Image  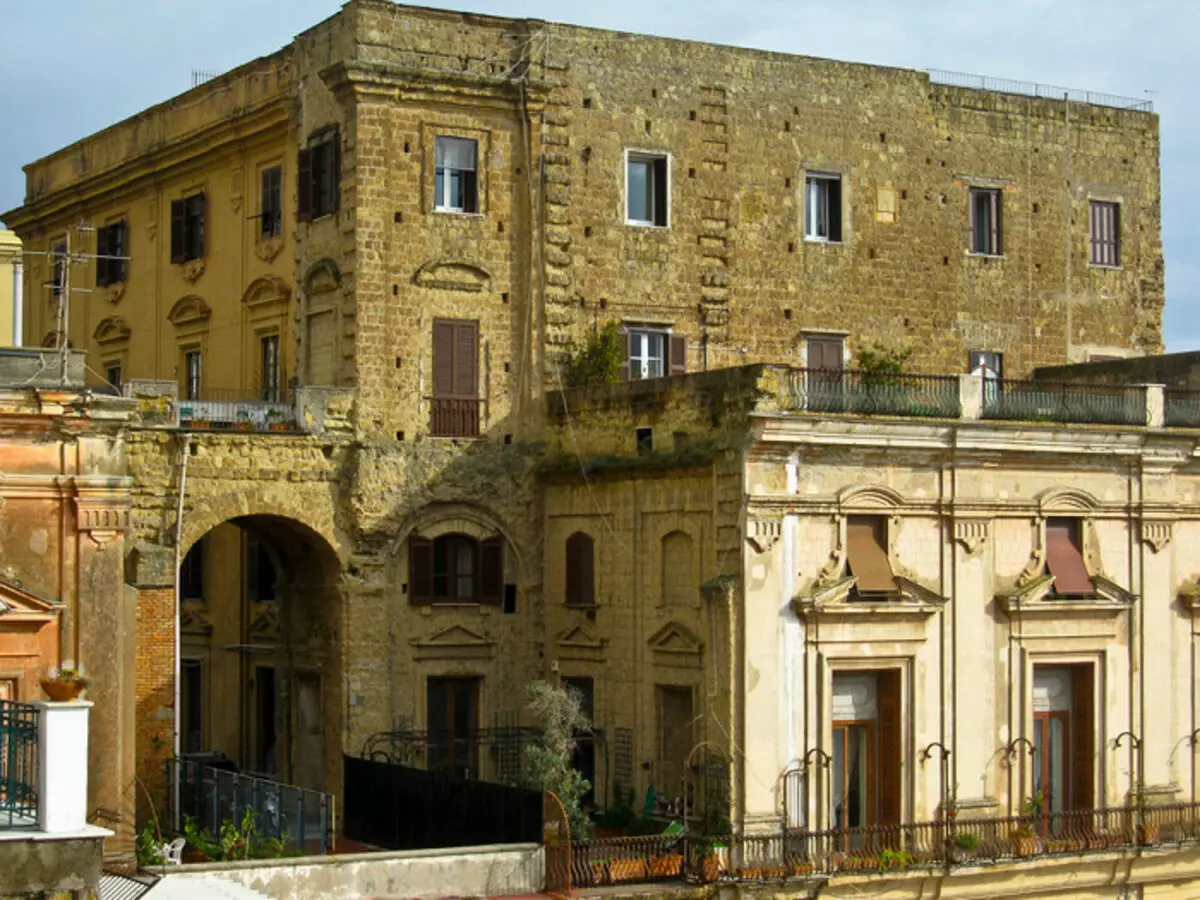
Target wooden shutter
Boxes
[194,193,206,258]
[453,321,478,397]
[432,320,456,397]
[297,148,313,221]
[652,158,669,226]
[462,169,478,214]
[618,330,631,381]
[409,535,434,605]
[828,178,843,241]
[846,516,897,593]
[876,669,902,827]
[1045,518,1094,595]
[1070,664,1094,810]
[95,226,109,286]
[808,337,843,372]
[330,136,341,214]
[565,532,595,606]
[170,199,186,263]
[990,191,1001,255]
[669,334,687,376]
[478,535,504,604]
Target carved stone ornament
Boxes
[75,497,130,549]
[816,516,846,586]
[181,258,206,284]
[1016,518,1045,587]
[104,282,126,305]
[747,517,783,554]
[700,305,731,327]
[1141,521,1173,553]
[254,236,285,263]
[954,519,990,555]
[413,260,493,293]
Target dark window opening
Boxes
[565,532,596,607]
[181,538,205,600]
[260,334,280,402]
[298,130,341,221]
[260,165,283,238]
[434,136,479,213]
[50,241,65,300]
[627,153,669,227]
[636,427,654,456]
[805,173,843,241]
[184,350,202,401]
[427,677,479,778]
[96,221,128,286]
[171,193,206,263]
[105,363,123,391]
[564,676,596,806]
[182,660,204,754]
[969,187,1002,255]
[254,666,277,776]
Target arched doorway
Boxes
[178,514,341,793]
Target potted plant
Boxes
[234,409,253,431]
[266,407,289,432]
[647,851,683,877]
[790,861,814,877]
[608,856,647,882]
[1011,792,1044,857]
[950,830,981,863]
[41,661,89,701]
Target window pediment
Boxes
[1036,486,1100,514]
[241,275,292,309]
[413,260,493,293]
[168,295,212,328]
[0,574,60,622]
[1000,573,1134,616]
[792,575,947,620]
[647,620,703,665]
[93,315,131,345]
[409,623,494,660]
[837,484,904,512]
[303,258,342,296]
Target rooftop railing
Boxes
[980,379,1147,426]
[927,69,1153,112]
[787,369,962,419]
[1164,390,1200,428]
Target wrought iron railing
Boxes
[429,396,481,438]
[0,699,38,829]
[1164,390,1200,428]
[568,803,1200,886]
[361,724,540,785]
[927,69,1153,112]
[166,757,332,854]
[177,388,298,432]
[982,379,1146,426]
[786,369,962,419]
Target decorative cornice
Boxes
[1141,521,1173,553]
[1000,573,1135,616]
[74,495,130,549]
[409,624,494,660]
[746,517,783,554]
[954,519,990,554]
[93,316,131,345]
[241,275,292,308]
[167,295,212,328]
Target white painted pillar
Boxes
[959,373,983,420]
[34,700,92,833]
[1144,384,1164,428]
[11,259,22,346]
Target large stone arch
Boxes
[390,500,529,582]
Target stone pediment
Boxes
[413,260,493,293]
[648,621,703,666]
[303,259,342,295]
[167,295,212,327]
[0,574,60,623]
[241,275,292,309]
[792,575,947,620]
[1001,573,1135,617]
[93,316,132,344]
[556,622,607,660]
[410,623,494,660]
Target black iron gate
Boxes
[343,755,542,850]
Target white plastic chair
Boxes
[161,837,186,865]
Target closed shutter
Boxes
[462,169,478,214]
[808,337,843,372]
[1070,664,1094,811]
[409,535,434,605]
[846,516,897,594]
[170,199,186,263]
[330,137,341,214]
[565,533,595,606]
[478,535,503,604]
[95,226,109,286]
[990,191,1001,254]
[827,178,843,241]
[432,320,456,397]
[669,334,687,376]
[876,668,902,827]
[652,158,669,226]
[297,148,313,222]
[619,330,631,381]
[306,310,337,385]
[454,321,478,397]
[1045,518,1094,595]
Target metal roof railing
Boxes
[927,68,1153,112]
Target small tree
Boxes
[564,322,624,388]
[856,341,912,377]
[523,680,593,839]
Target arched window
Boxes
[410,532,503,605]
[565,532,595,607]
[661,531,694,607]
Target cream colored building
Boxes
[0,230,20,346]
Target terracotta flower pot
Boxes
[41,680,84,702]
[608,858,647,883]
[647,853,683,878]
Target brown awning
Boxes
[1046,518,1094,596]
[846,517,898,594]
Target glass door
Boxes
[832,721,873,849]
[1033,710,1069,834]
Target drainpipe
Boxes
[172,433,192,828]
[12,258,22,346]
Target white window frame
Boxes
[628,328,667,380]
[434,136,479,214]
[805,172,843,242]
[625,150,670,228]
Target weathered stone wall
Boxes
[0,836,104,900]
[1036,351,1200,390]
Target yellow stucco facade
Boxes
[0,229,20,346]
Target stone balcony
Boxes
[123,380,353,436]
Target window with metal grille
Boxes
[434,137,479,213]
[1089,200,1120,267]
[95,221,127,286]
[805,173,843,241]
[260,166,283,238]
[626,152,669,227]
[297,129,340,221]
[969,188,1002,255]
[260,335,280,402]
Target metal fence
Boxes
[0,699,38,829]
[166,757,332,854]
[177,388,298,432]
[786,369,962,419]
[982,380,1146,426]
[1165,390,1200,428]
[927,69,1153,112]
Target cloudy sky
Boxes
[1,1,1195,349]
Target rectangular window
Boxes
[1045,518,1094,596]
[1089,200,1120,267]
[656,684,694,803]
[260,334,280,402]
[1032,664,1094,827]
[805,173,843,242]
[969,350,1003,410]
[95,221,127,286]
[831,670,901,839]
[297,130,340,221]
[430,318,480,437]
[626,153,669,227]
[564,676,597,805]
[969,188,1002,255]
[807,336,845,372]
[51,241,65,301]
[846,516,897,598]
[434,137,479,214]
[620,328,686,380]
[261,166,283,238]
[427,677,479,778]
[170,193,206,263]
[105,363,122,391]
[184,349,202,401]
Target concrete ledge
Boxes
[0,830,107,898]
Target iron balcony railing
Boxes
[0,699,38,829]
[786,369,962,419]
[981,379,1146,426]
[568,803,1200,886]
[428,396,481,438]
[166,757,332,855]
[1164,390,1200,428]
[177,388,299,433]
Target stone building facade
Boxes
[0,2,1179,887]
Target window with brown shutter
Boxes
[409,535,434,605]
[298,129,340,221]
[876,668,902,828]
[969,187,1002,255]
[846,516,897,597]
[620,326,684,381]
[1045,518,1094,596]
[171,194,205,263]
[95,221,127,286]
[478,535,503,605]
[430,318,480,437]
[1069,663,1094,810]
[565,532,595,607]
[669,334,687,376]
[1089,200,1120,267]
